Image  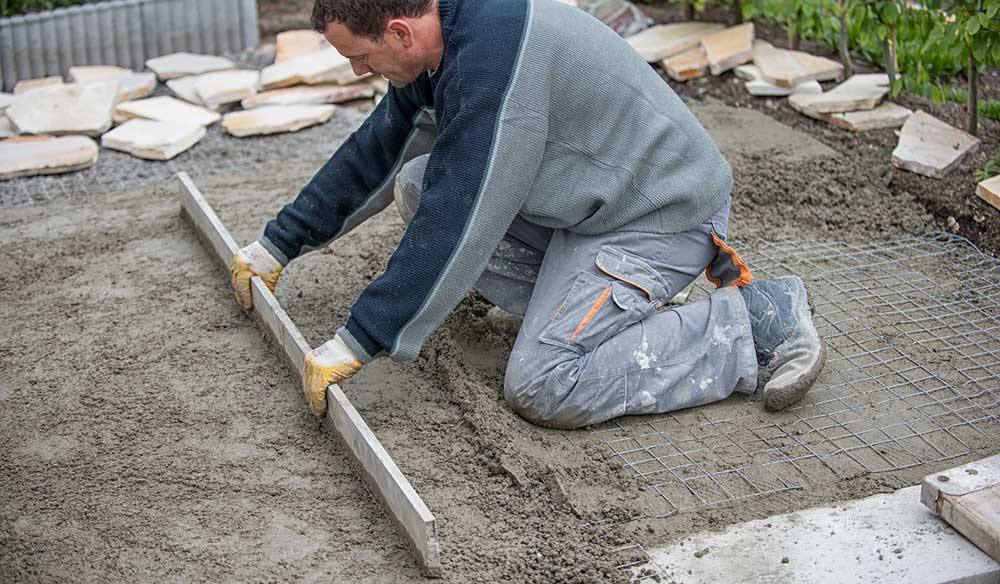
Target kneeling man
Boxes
[230,0,826,428]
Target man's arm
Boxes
[339,42,550,363]
[258,79,435,265]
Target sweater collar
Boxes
[436,0,459,36]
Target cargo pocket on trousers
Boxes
[539,246,671,354]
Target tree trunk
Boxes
[968,0,983,135]
[788,23,799,49]
[734,0,744,23]
[882,28,898,88]
[683,2,694,20]
[968,52,979,135]
[838,0,854,77]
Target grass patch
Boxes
[977,150,1000,183]
[980,100,1000,123]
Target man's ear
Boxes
[385,18,415,47]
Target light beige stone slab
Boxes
[790,74,890,115]
[113,96,221,127]
[0,115,18,138]
[275,30,330,63]
[891,111,981,178]
[626,22,723,63]
[68,65,132,83]
[734,64,821,96]
[661,46,709,81]
[194,70,260,109]
[977,175,1000,212]
[13,76,64,95]
[368,77,390,96]
[241,83,374,109]
[818,102,913,131]
[222,105,336,137]
[752,40,844,87]
[702,23,754,75]
[6,80,118,137]
[102,118,206,160]
[166,75,217,109]
[65,66,156,102]
[0,135,99,180]
[0,92,14,113]
[115,72,158,102]
[260,47,368,90]
[146,52,235,80]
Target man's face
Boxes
[323,21,426,88]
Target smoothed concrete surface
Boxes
[644,486,1000,584]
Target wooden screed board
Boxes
[177,172,442,577]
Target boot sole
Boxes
[764,339,826,411]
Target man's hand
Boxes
[230,241,283,310]
[303,334,363,416]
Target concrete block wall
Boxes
[0,0,259,91]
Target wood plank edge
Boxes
[176,172,443,577]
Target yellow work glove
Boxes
[230,241,283,310]
[303,334,364,416]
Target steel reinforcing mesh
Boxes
[595,233,1000,519]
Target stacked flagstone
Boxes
[222,105,336,137]
[68,66,157,103]
[6,80,119,136]
[146,52,235,80]
[751,41,843,87]
[13,76,64,95]
[275,30,330,63]
[891,111,980,178]
[788,74,914,132]
[102,119,206,160]
[3,42,380,177]
[0,135,99,179]
[978,174,1000,212]
[626,22,722,63]
[734,64,821,97]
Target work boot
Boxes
[739,276,826,411]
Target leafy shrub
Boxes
[0,1,98,17]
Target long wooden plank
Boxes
[921,454,1000,563]
[177,172,442,576]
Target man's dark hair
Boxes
[311,0,435,40]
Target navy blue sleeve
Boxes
[259,78,434,265]
[341,1,550,362]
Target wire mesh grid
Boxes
[609,543,668,582]
[596,233,1000,518]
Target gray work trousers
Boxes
[396,154,758,429]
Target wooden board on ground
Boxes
[177,172,443,577]
[921,454,1000,562]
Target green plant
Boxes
[939,86,969,103]
[0,0,97,17]
[941,0,1000,134]
[976,150,1000,182]
[980,99,1000,122]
